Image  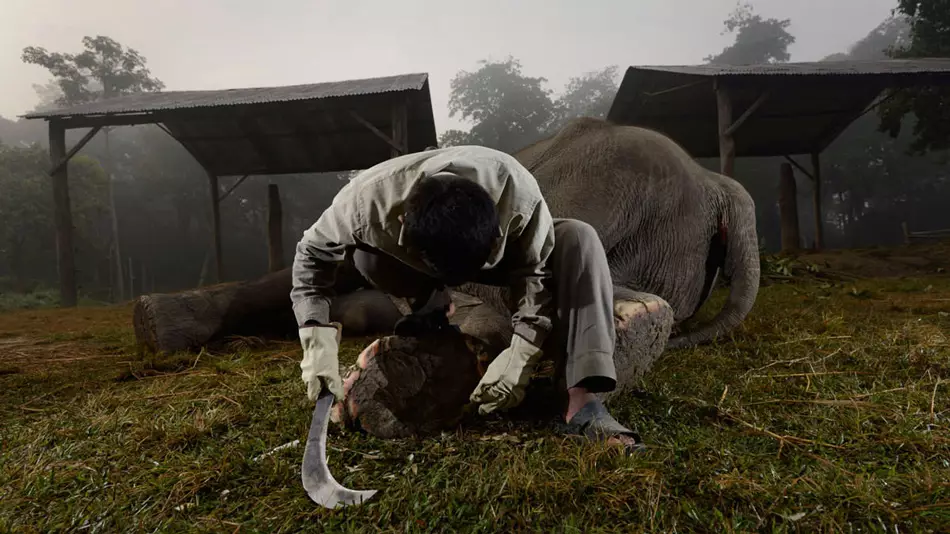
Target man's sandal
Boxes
[557,398,647,455]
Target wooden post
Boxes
[715,80,736,177]
[128,256,135,298]
[208,172,223,283]
[901,221,910,245]
[391,97,409,159]
[811,152,824,250]
[267,183,284,272]
[48,120,78,307]
[779,162,801,252]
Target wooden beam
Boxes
[783,155,815,181]
[48,125,102,175]
[219,174,250,202]
[208,172,223,283]
[348,110,404,154]
[811,152,824,250]
[391,97,408,158]
[267,183,284,272]
[48,120,78,307]
[60,113,160,130]
[715,80,736,177]
[642,79,708,98]
[724,90,770,137]
[778,162,801,253]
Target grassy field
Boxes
[1,257,949,532]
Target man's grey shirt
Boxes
[290,145,556,347]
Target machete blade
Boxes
[301,391,378,509]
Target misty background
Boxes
[1,0,948,306]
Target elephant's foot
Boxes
[331,332,490,439]
[603,292,674,404]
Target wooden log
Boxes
[48,120,78,307]
[267,184,284,272]
[779,162,801,253]
[132,263,404,354]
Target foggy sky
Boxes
[2,0,899,133]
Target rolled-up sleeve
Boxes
[290,182,363,327]
[505,198,556,348]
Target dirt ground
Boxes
[796,240,950,278]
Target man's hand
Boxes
[299,322,344,401]
[469,335,543,415]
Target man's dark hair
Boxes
[403,174,499,285]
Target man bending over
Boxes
[290,145,641,452]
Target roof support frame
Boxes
[48,125,103,175]
[724,90,770,137]
[348,109,404,155]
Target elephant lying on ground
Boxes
[506,117,760,349]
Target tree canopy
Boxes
[439,58,619,152]
[878,0,950,154]
[22,35,164,106]
[705,2,795,65]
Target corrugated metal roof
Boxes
[626,59,950,78]
[23,72,438,176]
[23,73,430,119]
[607,59,950,158]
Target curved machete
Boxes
[301,391,378,508]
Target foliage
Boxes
[705,2,796,64]
[442,57,556,153]
[0,145,109,291]
[441,60,620,152]
[2,272,949,531]
[548,66,621,132]
[21,35,164,106]
[878,0,950,154]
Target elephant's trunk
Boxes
[666,175,760,349]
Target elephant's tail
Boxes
[666,176,761,349]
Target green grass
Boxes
[1,276,949,532]
[0,287,109,313]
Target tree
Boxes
[706,2,795,64]
[878,0,950,154]
[442,57,556,153]
[22,36,164,106]
[549,66,621,132]
[0,145,109,293]
[22,35,164,301]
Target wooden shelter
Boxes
[607,59,950,251]
[23,73,439,307]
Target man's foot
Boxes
[559,398,646,454]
